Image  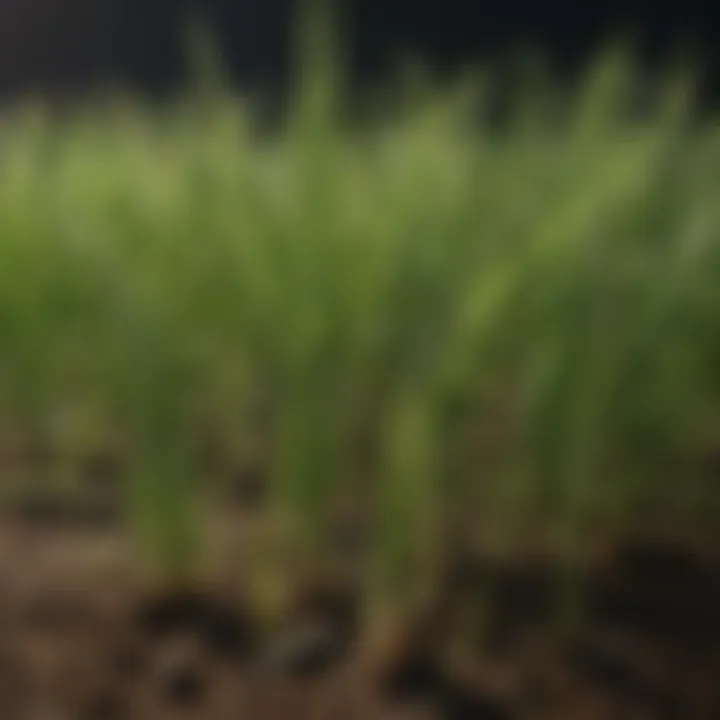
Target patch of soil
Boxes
[0,517,718,719]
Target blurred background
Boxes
[0,0,718,108]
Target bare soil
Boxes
[0,500,718,720]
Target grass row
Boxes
[0,18,719,644]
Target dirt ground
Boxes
[0,502,718,720]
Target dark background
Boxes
[0,1,718,108]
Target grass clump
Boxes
[0,6,718,650]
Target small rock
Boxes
[259,619,350,678]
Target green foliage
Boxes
[0,14,718,624]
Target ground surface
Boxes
[0,505,718,720]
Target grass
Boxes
[0,6,719,650]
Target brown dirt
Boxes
[0,507,718,720]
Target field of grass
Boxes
[0,14,720,716]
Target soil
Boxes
[0,503,718,720]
